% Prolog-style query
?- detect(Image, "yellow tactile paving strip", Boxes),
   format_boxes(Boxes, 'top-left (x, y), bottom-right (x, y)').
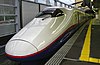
top-left (79, 19), bottom-right (100, 64)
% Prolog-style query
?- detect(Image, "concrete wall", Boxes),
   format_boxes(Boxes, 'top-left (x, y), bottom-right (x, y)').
top-left (22, 1), bottom-right (51, 27)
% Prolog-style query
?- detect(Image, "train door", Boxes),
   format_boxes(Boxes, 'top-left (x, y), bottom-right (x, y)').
top-left (72, 11), bottom-right (79, 25)
top-left (77, 12), bottom-right (80, 24)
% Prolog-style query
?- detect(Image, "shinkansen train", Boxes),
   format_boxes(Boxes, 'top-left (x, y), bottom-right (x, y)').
top-left (5, 7), bottom-right (92, 61)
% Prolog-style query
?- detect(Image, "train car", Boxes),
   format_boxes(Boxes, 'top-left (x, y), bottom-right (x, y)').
top-left (5, 7), bottom-right (91, 61)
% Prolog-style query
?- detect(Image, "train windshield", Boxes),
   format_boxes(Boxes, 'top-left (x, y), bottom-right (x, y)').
top-left (35, 8), bottom-right (64, 18)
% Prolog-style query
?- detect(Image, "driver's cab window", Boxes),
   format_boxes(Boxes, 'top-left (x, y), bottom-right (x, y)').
top-left (35, 8), bottom-right (64, 18)
top-left (52, 9), bottom-right (64, 17)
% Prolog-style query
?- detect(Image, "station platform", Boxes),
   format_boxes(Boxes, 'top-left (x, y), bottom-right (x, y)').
top-left (45, 18), bottom-right (100, 65)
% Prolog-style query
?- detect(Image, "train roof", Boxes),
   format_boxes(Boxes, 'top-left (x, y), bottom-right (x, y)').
top-left (42, 6), bottom-right (91, 15)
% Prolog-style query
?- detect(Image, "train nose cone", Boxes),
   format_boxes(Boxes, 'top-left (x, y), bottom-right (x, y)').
top-left (5, 40), bottom-right (38, 57)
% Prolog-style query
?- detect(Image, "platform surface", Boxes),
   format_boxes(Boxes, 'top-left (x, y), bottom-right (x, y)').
top-left (45, 19), bottom-right (100, 65)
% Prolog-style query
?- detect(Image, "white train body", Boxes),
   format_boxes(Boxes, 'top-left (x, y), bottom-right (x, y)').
top-left (5, 7), bottom-right (90, 61)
